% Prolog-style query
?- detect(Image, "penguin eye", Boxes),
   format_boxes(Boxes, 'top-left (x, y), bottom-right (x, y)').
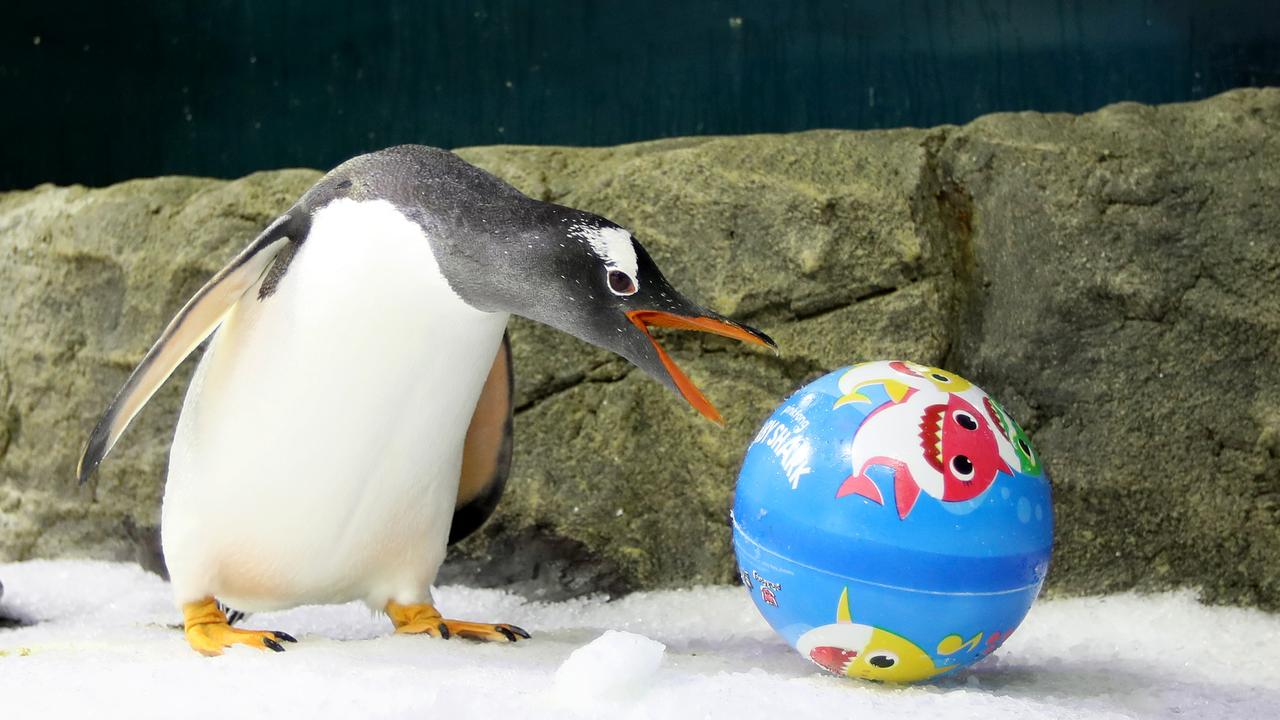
top-left (607, 268), bottom-right (637, 296)
top-left (953, 411), bottom-right (978, 431)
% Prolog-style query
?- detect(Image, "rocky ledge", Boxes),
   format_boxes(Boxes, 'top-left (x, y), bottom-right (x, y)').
top-left (1, 88), bottom-right (1277, 607)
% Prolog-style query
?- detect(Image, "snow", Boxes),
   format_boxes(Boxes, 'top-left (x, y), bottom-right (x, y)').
top-left (1, 560), bottom-right (1279, 719)
top-left (554, 630), bottom-right (666, 705)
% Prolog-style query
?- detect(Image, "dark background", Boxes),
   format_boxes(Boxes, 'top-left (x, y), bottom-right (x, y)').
top-left (2, 0), bottom-right (1277, 190)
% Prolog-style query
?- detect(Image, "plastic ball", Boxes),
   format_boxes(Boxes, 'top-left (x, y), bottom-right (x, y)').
top-left (732, 360), bottom-right (1053, 683)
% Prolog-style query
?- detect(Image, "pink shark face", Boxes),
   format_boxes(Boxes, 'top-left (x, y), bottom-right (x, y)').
top-left (918, 395), bottom-right (1010, 502)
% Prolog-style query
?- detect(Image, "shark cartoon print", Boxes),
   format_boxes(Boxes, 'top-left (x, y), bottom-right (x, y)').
top-left (983, 396), bottom-right (1043, 477)
top-left (834, 360), bottom-right (973, 408)
top-left (795, 588), bottom-right (953, 683)
top-left (837, 390), bottom-right (1011, 518)
top-left (833, 360), bottom-right (1037, 481)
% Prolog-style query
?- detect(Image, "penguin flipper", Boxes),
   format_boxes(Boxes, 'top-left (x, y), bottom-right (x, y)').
top-left (449, 330), bottom-right (514, 545)
top-left (76, 214), bottom-right (297, 484)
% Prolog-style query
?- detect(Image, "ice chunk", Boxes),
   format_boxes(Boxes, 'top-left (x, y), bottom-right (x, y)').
top-left (554, 630), bottom-right (666, 702)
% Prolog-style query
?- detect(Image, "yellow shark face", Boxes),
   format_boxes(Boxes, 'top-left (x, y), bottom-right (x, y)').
top-left (833, 361), bottom-right (973, 409)
top-left (795, 588), bottom-right (955, 683)
top-left (845, 627), bottom-right (951, 682)
top-left (892, 360), bottom-right (973, 393)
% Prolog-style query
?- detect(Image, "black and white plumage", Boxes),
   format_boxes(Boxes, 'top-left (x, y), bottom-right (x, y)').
top-left (78, 145), bottom-right (774, 630)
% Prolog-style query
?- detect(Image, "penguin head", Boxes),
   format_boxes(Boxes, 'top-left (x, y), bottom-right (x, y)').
top-left (475, 205), bottom-right (776, 424)
top-left (312, 145), bottom-right (776, 423)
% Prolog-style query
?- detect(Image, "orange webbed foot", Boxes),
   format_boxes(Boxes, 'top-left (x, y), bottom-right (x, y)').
top-left (385, 600), bottom-right (530, 643)
top-left (182, 598), bottom-right (297, 656)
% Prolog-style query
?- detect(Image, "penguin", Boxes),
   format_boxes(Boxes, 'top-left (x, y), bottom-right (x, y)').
top-left (76, 145), bottom-right (775, 656)
top-left (448, 331), bottom-right (514, 546)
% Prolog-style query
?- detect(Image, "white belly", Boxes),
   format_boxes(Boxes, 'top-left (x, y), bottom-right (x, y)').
top-left (161, 199), bottom-right (509, 612)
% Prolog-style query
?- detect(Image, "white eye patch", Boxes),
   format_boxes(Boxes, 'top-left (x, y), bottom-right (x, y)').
top-left (573, 224), bottom-right (639, 279)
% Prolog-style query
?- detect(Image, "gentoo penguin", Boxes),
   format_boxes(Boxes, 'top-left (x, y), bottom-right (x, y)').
top-left (76, 145), bottom-right (775, 655)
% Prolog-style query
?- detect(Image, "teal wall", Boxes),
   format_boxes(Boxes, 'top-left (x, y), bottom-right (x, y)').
top-left (2, 1), bottom-right (1277, 189)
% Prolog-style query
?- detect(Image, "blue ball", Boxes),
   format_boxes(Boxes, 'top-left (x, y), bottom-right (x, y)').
top-left (732, 361), bottom-right (1053, 683)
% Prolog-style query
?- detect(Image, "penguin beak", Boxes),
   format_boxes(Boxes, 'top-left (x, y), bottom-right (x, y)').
top-left (624, 309), bottom-right (776, 425)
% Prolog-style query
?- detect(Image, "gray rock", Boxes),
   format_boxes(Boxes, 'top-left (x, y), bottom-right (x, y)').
top-left (0, 171), bottom-right (320, 571)
top-left (937, 91), bottom-right (1280, 607)
top-left (1, 89), bottom-right (1276, 608)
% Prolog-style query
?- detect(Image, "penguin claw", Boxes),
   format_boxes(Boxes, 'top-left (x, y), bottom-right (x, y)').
top-left (443, 621), bottom-right (530, 643)
top-left (501, 623), bottom-right (531, 640)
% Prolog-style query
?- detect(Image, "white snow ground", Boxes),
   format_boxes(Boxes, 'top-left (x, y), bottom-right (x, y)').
top-left (1, 560), bottom-right (1278, 720)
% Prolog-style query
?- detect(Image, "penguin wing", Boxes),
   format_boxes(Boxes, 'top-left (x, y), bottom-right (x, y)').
top-left (449, 330), bottom-right (515, 545)
top-left (76, 213), bottom-right (297, 484)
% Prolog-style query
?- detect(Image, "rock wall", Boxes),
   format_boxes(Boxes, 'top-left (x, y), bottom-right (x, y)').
top-left (1, 89), bottom-right (1276, 607)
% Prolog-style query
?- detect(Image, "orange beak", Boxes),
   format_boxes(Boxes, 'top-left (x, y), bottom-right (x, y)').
top-left (625, 309), bottom-right (776, 425)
